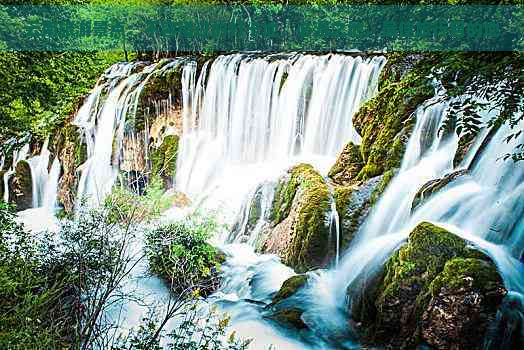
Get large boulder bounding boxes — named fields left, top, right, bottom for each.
left=8, top=160, right=33, bottom=211
left=411, top=169, right=468, bottom=212
left=261, top=164, right=332, bottom=273
left=350, top=222, right=507, bottom=349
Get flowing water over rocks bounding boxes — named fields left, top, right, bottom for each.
left=10, top=52, right=524, bottom=349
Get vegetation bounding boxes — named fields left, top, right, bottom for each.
left=104, top=175, right=180, bottom=224
left=146, top=213, right=226, bottom=296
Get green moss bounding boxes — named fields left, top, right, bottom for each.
left=151, top=135, right=179, bottom=182
left=354, top=72, right=433, bottom=181
left=267, top=308, right=307, bottom=329
left=328, top=142, right=363, bottom=185
left=430, top=257, right=502, bottom=297
left=369, top=169, right=396, bottom=207
left=270, top=163, right=320, bottom=225
left=268, top=164, right=331, bottom=272
left=271, top=274, right=309, bottom=305
left=284, top=165, right=331, bottom=272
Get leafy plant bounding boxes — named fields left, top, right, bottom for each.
left=146, top=213, right=225, bottom=296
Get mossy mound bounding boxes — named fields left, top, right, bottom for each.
left=8, top=160, right=33, bottom=211
left=270, top=274, right=309, bottom=306
left=351, top=222, right=507, bottom=349
left=411, top=169, right=468, bottom=212
left=328, top=142, right=363, bottom=186
left=150, top=134, right=179, bottom=189
left=262, top=164, right=331, bottom=273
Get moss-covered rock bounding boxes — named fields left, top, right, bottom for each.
left=422, top=258, right=506, bottom=350
left=270, top=274, right=309, bottom=306
left=264, top=274, right=309, bottom=330
left=150, top=134, right=179, bottom=189
left=8, top=160, right=33, bottom=211
left=411, top=169, right=468, bottom=212
left=350, top=222, right=507, bottom=349
left=328, top=142, right=363, bottom=186
left=353, top=67, right=432, bottom=181
left=262, top=164, right=331, bottom=273
left=334, top=175, right=382, bottom=251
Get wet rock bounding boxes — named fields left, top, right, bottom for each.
left=8, top=160, right=33, bottom=211
left=350, top=222, right=507, bottom=349
left=411, top=169, right=468, bottom=212
left=328, top=142, right=363, bottom=186
left=485, top=291, right=524, bottom=349
left=333, top=175, right=384, bottom=251
left=261, top=164, right=331, bottom=273
left=264, top=274, right=309, bottom=329
left=353, top=79, right=431, bottom=181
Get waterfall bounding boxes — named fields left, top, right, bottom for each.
left=74, top=60, right=187, bottom=207
left=26, top=140, right=61, bottom=212
left=323, top=88, right=524, bottom=318
left=175, top=53, right=386, bottom=211
left=3, top=144, right=30, bottom=202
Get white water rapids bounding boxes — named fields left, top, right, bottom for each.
left=10, top=53, right=524, bottom=349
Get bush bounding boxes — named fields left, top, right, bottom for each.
left=146, top=213, right=225, bottom=297
left=0, top=202, right=74, bottom=349
left=104, top=176, right=177, bottom=224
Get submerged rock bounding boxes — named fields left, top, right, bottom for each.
left=411, top=169, right=468, bottom=212
left=350, top=222, right=507, bottom=349
left=264, top=274, right=309, bottom=329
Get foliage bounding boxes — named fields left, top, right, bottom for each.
left=0, top=201, right=74, bottom=349
left=104, top=175, right=175, bottom=224
left=115, top=305, right=251, bottom=350
left=146, top=213, right=225, bottom=296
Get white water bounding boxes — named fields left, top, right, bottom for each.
left=26, top=139, right=61, bottom=212
left=176, top=53, right=386, bottom=212
left=75, top=60, right=186, bottom=207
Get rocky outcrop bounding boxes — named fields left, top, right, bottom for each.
left=8, top=160, right=33, bottom=211
left=350, top=222, right=507, bottom=349
left=411, top=169, right=468, bottom=212
left=261, top=164, right=332, bottom=273
left=333, top=173, right=390, bottom=251
left=50, top=125, right=84, bottom=214
left=353, top=65, right=430, bottom=181
left=328, top=142, right=363, bottom=186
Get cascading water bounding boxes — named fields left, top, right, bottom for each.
left=26, top=139, right=61, bottom=212
left=2, top=143, right=29, bottom=202
left=176, top=53, right=386, bottom=213
left=74, top=60, right=188, bottom=206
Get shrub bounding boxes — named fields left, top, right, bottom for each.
left=146, top=213, right=225, bottom=297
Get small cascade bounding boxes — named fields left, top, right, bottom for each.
left=176, top=53, right=386, bottom=207
left=3, top=144, right=30, bottom=202
left=329, top=199, right=341, bottom=267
